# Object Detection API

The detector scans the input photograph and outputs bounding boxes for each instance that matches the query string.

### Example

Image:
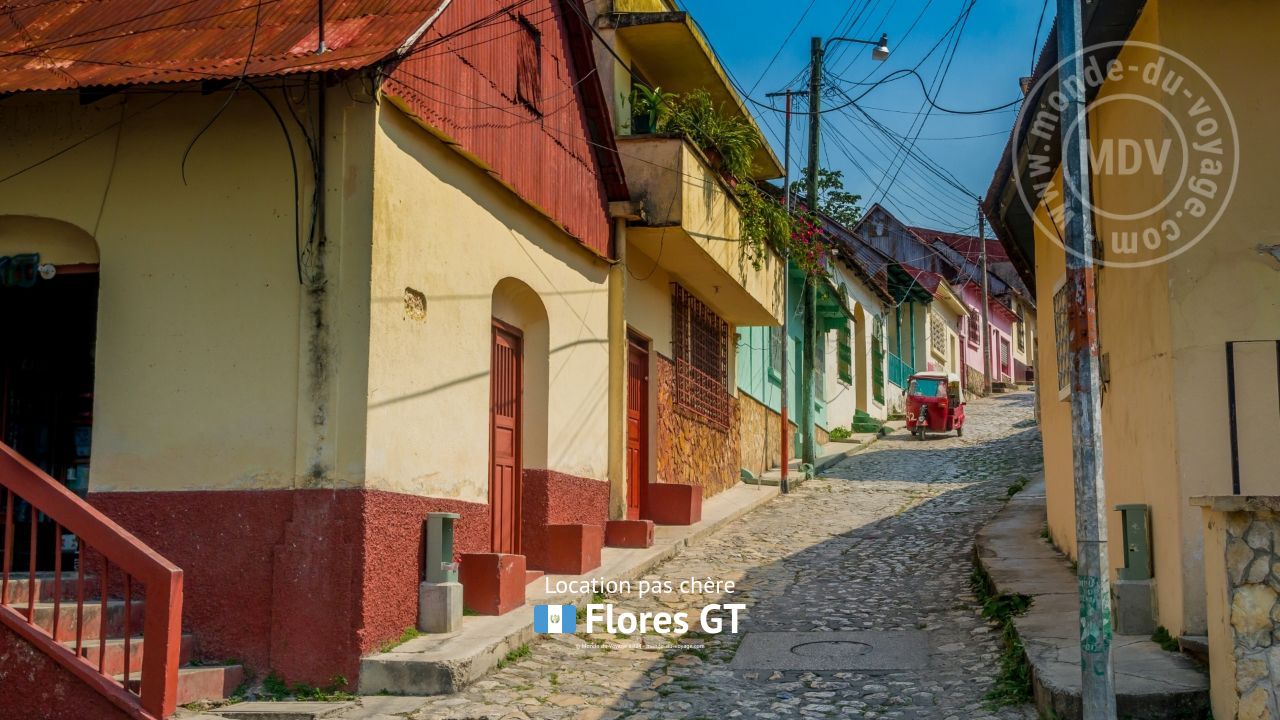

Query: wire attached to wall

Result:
[178,0,263,185]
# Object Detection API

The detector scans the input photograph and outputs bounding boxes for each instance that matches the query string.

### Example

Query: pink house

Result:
[954,280,1021,389]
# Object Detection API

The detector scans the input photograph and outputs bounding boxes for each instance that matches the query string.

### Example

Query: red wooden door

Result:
[489,320,523,554]
[626,334,649,520]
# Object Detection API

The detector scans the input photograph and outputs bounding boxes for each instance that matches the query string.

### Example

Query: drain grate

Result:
[730,631,929,671]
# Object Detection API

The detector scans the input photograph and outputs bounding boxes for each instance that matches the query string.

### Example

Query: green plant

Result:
[260,673,354,702]
[791,168,863,228]
[970,564,1034,707]
[735,182,793,270]
[629,85,675,133]
[1152,626,1181,653]
[1006,475,1029,497]
[660,90,759,181]
[379,626,423,653]
[829,426,853,440]
[496,643,531,669]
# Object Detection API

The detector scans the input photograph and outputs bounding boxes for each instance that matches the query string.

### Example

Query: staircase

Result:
[2,572,244,709]
[1,442,240,719]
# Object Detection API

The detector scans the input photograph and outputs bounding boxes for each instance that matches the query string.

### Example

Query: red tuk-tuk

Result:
[906,372,965,439]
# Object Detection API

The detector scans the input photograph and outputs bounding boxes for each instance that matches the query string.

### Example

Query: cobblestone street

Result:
[402,392,1043,720]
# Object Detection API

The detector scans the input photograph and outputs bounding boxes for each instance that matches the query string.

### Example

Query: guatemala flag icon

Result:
[533,604,577,634]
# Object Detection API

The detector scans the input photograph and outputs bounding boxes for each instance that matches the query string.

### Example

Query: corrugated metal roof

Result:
[907,226,1010,264]
[0,0,448,92]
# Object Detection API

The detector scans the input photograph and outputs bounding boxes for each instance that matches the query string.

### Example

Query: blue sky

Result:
[681,0,1052,232]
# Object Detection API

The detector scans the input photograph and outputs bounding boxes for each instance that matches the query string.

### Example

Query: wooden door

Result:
[489,320,523,554]
[626,333,649,520]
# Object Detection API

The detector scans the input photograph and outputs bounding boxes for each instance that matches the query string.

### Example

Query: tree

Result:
[791,168,863,228]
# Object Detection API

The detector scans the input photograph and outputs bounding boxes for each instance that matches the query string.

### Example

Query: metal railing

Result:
[1225,340,1280,495]
[888,352,914,389]
[0,442,183,719]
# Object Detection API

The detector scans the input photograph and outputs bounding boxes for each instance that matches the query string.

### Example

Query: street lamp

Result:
[826,33,891,62]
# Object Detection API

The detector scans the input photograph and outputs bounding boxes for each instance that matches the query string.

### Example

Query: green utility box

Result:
[1116,504,1152,581]
[425,512,460,584]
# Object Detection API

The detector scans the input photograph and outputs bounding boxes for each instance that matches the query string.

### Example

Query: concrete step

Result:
[9,599,146,642]
[64,633,195,677]
[119,664,245,705]
[209,701,355,719]
[1,572,97,603]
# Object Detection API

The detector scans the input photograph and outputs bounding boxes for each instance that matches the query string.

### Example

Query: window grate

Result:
[672,284,731,429]
[930,309,948,359]
[968,307,982,348]
[1054,282,1070,395]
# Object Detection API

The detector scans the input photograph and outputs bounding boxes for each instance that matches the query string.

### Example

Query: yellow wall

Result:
[0,88,372,491]
[1032,0,1280,635]
[366,103,612,502]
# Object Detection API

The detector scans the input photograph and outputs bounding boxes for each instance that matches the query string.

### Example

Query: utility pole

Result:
[766,88,801,493]
[978,201,993,395]
[1057,0,1116,716]
[796,33,888,467]
[800,36,823,467]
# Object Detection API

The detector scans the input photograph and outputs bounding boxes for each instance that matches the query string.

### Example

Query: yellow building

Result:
[987,1,1280,716]
[588,0,786,509]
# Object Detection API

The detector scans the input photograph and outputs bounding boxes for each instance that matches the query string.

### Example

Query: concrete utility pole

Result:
[978,201,993,395]
[765,88,802,493]
[800,36,823,467]
[1057,0,1117,716]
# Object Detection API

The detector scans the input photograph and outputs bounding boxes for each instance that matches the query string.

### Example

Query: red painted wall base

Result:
[0,622,133,720]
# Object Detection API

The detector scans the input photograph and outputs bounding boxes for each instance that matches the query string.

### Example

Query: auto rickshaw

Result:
[905,371,965,439]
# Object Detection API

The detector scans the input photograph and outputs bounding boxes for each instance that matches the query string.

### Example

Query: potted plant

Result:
[629,85,673,134]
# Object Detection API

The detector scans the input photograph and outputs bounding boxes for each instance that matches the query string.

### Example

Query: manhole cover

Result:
[731,631,928,671]
[790,640,873,658]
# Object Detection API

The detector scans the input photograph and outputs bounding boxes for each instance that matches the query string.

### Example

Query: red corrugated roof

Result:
[0,0,448,92]
[908,226,1010,264]
[899,263,944,298]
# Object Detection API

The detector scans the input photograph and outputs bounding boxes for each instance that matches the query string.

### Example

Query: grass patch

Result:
[548,672,559,687]
[260,673,354,702]
[463,608,480,616]
[970,564,1034,708]
[1040,523,1051,541]
[1152,626,1181,653]
[1006,475,1030,497]
[829,426,853,440]
[379,626,423,653]
[496,643,531,669]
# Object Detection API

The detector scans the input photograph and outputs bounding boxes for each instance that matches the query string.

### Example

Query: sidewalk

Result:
[357,481,780,696]
[753,419,906,486]
[975,475,1209,719]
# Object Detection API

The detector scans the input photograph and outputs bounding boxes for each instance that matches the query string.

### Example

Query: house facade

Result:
[986,1,1280,716]
[585,0,785,500]
[0,0,782,716]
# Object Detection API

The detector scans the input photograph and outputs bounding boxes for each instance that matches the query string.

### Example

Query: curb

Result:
[973,477,1209,720]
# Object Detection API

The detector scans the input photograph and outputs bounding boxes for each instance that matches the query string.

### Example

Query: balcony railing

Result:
[888,352,914,389]
[0,442,183,719]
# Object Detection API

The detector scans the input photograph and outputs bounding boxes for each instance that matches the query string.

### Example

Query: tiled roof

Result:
[0,0,449,92]
[907,226,1010,264]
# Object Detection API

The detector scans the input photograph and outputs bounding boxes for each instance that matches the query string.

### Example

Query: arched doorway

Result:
[489,278,548,554]
[0,216,100,571]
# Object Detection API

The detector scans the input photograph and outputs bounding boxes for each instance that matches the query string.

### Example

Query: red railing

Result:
[0,442,182,719]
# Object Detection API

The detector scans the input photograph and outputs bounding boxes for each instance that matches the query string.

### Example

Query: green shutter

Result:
[837,324,853,385]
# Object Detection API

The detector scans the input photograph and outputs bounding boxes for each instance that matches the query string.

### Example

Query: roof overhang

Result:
[603,11,784,181]
[983,0,1146,295]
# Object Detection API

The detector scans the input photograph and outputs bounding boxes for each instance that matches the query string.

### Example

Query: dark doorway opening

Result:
[1,270,98,571]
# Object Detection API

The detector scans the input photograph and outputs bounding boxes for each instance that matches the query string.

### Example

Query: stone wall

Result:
[656,355,742,498]
[739,392,800,477]
[1197,496,1280,720]
[1222,506,1280,719]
